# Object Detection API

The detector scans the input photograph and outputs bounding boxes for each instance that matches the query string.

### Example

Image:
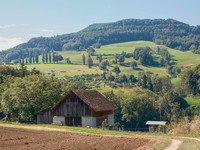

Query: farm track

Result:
[0,127,161,150]
[165,140,182,150]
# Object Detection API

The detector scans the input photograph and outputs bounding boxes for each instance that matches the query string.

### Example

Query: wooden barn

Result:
[37,90,116,127]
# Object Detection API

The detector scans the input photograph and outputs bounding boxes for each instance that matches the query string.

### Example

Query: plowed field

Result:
[0,127,160,150]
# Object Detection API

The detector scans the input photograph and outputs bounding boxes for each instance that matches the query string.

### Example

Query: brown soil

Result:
[0,127,160,150]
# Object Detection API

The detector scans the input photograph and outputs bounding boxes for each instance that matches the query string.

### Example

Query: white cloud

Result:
[0,37,25,50]
[0,24,27,29]
[39,29,54,33]
[28,34,39,38]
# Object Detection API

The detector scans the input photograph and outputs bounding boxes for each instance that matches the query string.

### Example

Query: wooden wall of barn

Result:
[37,109,52,124]
[53,93,92,117]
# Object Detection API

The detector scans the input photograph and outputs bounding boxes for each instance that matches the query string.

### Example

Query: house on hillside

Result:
[37,90,116,127]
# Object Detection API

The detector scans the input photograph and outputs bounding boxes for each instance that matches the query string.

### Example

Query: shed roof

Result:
[53,90,116,112]
[36,107,51,114]
[146,121,167,126]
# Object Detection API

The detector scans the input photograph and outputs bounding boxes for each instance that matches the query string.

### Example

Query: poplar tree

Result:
[99,54,103,63]
[45,52,48,63]
[49,52,52,63]
[29,51,32,64]
[42,52,45,63]
[53,52,56,63]
[35,55,39,64]
[87,55,93,68]
[82,54,85,65]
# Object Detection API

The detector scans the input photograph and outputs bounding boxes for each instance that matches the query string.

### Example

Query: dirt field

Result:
[0,127,160,150]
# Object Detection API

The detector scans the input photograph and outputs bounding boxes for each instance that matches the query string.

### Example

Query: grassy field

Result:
[185,96,200,106]
[11,63,103,77]
[9,41,200,78]
[96,41,200,67]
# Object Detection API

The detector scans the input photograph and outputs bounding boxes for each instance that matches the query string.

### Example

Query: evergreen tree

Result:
[53,52,56,63]
[42,52,45,64]
[87,55,93,68]
[45,52,48,63]
[130,61,138,69]
[113,66,121,75]
[29,51,32,64]
[25,57,28,64]
[55,53,59,63]
[121,51,126,62]
[19,55,21,64]
[32,56,35,64]
[99,54,103,63]
[21,56,24,64]
[118,55,124,65]
[160,57,165,66]
[66,57,71,64]
[99,61,108,70]
[49,52,52,63]
[114,54,118,64]
[82,54,85,65]
[142,74,148,88]
[35,55,39,64]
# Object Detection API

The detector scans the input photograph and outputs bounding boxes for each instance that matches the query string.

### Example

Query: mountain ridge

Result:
[0,18,200,63]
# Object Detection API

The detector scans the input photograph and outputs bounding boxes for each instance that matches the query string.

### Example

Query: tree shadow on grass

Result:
[133,68,143,71]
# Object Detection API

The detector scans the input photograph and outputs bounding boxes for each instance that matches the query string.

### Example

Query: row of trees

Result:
[18,51,64,65]
[178,64,200,96]
[138,72,172,94]
[42,52,63,64]
[0,63,199,129]
[103,89,190,129]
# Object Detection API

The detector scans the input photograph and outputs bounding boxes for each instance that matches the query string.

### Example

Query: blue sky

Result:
[0,0,199,50]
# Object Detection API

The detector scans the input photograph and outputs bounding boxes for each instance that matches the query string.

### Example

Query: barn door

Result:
[65,117,81,126]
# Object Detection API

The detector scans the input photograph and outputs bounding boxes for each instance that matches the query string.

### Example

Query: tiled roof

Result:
[52,90,116,112]
[72,90,116,111]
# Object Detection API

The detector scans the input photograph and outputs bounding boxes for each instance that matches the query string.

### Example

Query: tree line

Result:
[0,65,86,121]
[0,63,199,129]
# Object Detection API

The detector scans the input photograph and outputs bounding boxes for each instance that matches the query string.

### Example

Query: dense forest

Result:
[1,18,200,63]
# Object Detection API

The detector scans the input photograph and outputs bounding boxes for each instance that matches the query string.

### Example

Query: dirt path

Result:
[0,127,160,150]
[165,139,182,150]
[182,137,200,142]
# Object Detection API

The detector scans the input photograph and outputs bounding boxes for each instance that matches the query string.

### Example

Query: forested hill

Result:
[1,18,200,63]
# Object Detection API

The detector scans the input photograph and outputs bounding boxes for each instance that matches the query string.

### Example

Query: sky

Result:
[0,0,200,50]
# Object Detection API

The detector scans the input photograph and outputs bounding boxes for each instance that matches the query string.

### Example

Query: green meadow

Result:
[10,41,200,78]
[185,96,200,106]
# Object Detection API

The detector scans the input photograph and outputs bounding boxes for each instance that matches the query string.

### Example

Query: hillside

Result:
[1,41,200,134]
[1,18,200,63]
[10,41,200,78]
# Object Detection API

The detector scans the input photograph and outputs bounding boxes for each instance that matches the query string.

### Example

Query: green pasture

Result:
[12,41,200,77]
[96,41,200,67]
[95,41,158,54]
[185,97,200,106]
[10,63,103,77]
[171,77,181,84]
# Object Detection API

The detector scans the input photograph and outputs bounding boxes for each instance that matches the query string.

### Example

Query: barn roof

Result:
[52,90,116,112]
[146,121,167,126]
[72,90,116,111]
[36,106,51,114]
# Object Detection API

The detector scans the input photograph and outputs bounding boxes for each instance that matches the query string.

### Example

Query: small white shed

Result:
[146,121,167,132]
